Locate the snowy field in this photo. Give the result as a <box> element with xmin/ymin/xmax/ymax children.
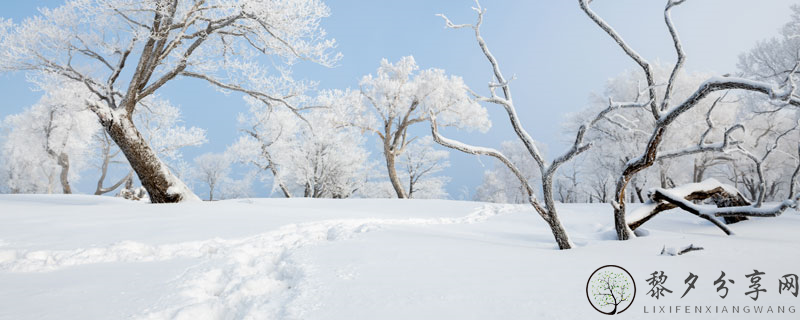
<box><xmin>1</xmin><ymin>195</ymin><xmax>799</xmax><ymax>319</ymax></box>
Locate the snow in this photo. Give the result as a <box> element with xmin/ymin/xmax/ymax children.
<box><xmin>627</xmin><ymin>178</ymin><xmax>740</xmax><ymax>223</ymax></box>
<box><xmin>1</xmin><ymin>195</ymin><xmax>800</xmax><ymax>319</ymax></box>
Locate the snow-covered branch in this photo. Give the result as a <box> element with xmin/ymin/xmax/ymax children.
<box><xmin>579</xmin><ymin>0</ymin><xmax>660</xmax><ymax>119</ymax></box>
<box><xmin>429</xmin><ymin>115</ymin><xmax>548</xmax><ymax>219</ymax></box>
<box><xmin>580</xmin><ymin>0</ymin><xmax>800</xmax><ymax>240</ymax></box>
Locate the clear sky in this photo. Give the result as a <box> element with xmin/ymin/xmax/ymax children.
<box><xmin>0</xmin><ymin>0</ymin><xmax>797</xmax><ymax>199</ymax></box>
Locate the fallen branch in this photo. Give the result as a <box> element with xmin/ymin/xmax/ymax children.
<box><xmin>630</xmin><ymin>179</ymin><xmax>800</xmax><ymax>236</ymax></box>
<box><xmin>628</xmin><ymin>179</ymin><xmax>749</xmax><ymax>230</ymax></box>
<box><xmin>660</xmin><ymin>244</ymin><xmax>704</xmax><ymax>256</ymax></box>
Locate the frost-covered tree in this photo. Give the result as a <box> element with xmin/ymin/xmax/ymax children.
<box><xmin>397</xmin><ymin>136</ymin><xmax>450</xmax><ymax>199</ymax></box>
<box><xmin>230</xmin><ymin>90</ymin><xmax>373</xmax><ymax>198</ymax></box>
<box><xmin>736</xmin><ymin>4</ymin><xmax>800</xmax><ymax>202</ymax></box>
<box><xmin>565</xmin><ymin>65</ymin><xmax>742</xmax><ymax>203</ymax></box>
<box><xmin>729</xmin><ymin>112</ymin><xmax>798</xmax><ymax>206</ymax></box>
<box><xmin>0</xmin><ymin>0</ymin><xmax>338</xmax><ymax>202</ymax></box>
<box><xmin>93</xmin><ymin>95</ymin><xmax>206</xmax><ymax>195</ymax></box>
<box><xmin>0</xmin><ymin>79</ymin><xmax>98</xmax><ymax>194</ymax></box>
<box><xmin>578</xmin><ymin>0</ymin><xmax>800</xmax><ymax>240</ymax></box>
<box><xmin>353</xmin><ymin>56</ymin><xmax>490</xmax><ymax>199</ymax></box>
<box><xmin>193</xmin><ymin>152</ymin><xmax>229</xmax><ymax>201</ymax></box>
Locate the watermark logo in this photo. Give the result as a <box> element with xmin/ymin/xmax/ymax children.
<box><xmin>587</xmin><ymin>265</ymin><xmax>636</xmax><ymax>315</ymax></box>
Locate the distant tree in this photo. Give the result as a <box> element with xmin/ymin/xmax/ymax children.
<box><xmin>193</xmin><ymin>153</ymin><xmax>230</xmax><ymax>201</ymax></box>
<box><xmin>229</xmin><ymin>90</ymin><xmax>373</xmax><ymax>198</ymax></box>
<box><xmin>353</xmin><ymin>56</ymin><xmax>490</xmax><ymax>199</ymax></box>
<box><xmin>737</xmin><ymin>4</ymin><xmax>800</xmax><ymax>201</ymax></box>
<box><xmin>398</xmin><ymin>136</ymin><xmax>450</xmax><ymax>199</ymax></box>
<box><xmin>0</xmin><ymin>79</ymin><xmax>98</xmax><ymax>194</ymax></box>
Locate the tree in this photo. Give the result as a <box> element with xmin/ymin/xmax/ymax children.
<box><xmin>432</xmin><ymin>3</ymin><xmax>641</xmax><ymax>249</ymax></box>
<box><xmin>737</xmin><ymin>4</ymin><xmax>800</xmax><ymax>202</ymax></box>
<box><xmin>397</xmin><ymin>136</ymin><xmax>450</xmax><ymax>199</ymax></box>
<box><xmin>566</xmin><ymin>65</ymin><xmax>743</xmax><ymax>204</ymax></box>
<box><xmin>353</xmin><ymin>56</ymin><xmax>490</xmax><ymax>199</ymax></box>
<box><xmin>0</xmin><ymin>0</ymin><xmax>338</xmax><ymax>202</ymax></box>
<box><xmin>193</xmin><ymin>152</ymin><xmax>229</xmax><ymax>201</ymax></box>
<box><xmin>590</xmin><ymin>270</ymin><xmax>632</xmax><ymax>315</ymax></box>
<box><xmin>0</xmin><ymin>79</ymin><xmax>98</xmax><ymax>194</ymax></box>
<box><xmin>93</xmin><ymin>95</ymin><xmax>206</xmax><ymax>195</ymax></box>
<box><xmin>229</xmin><ymin>89</ymin><xmax>374</xmax><ymax>198</ymax></box>
<box><xmin>578</xmin><ymin>0</ymin><xmax>800</xmax><ymax>240</ymax></box>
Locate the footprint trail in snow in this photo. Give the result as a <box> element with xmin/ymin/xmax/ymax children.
<box><xmin>0</xmin><ymin>204</ymin><xmax>514</xmax><ymax>319</ymax></box>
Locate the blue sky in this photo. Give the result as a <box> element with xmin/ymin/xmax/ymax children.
<box><xmin>0</xmin><ymin>0</ymin><xmax>796</xmax><ymax>199</ymax></box>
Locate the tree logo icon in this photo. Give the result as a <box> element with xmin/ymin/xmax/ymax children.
<box><xmin>586</xmin><ymin>265</ymin><xmax>636</xmax><ymax>315</ymax></box>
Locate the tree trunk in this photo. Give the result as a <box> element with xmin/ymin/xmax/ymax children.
<box><xmin>104</xmin><ymin>114</ymin><xmax>199</xmax><ymax>203</ymax></box>
<box><xmin>94</xmin><ymin>136</ymin><xmax>132</xmax><ymax>195</ymax></box>
<box><xmin>384</xmin><ymin>149</ymin><xmax>407</xmax><ymax>199</ymax></box>
<box><xmin>56</xmin><ymin>153</ymin><xmax>71</xmax><ymax>194</ymax></box>
<box><xmin>635</xmin><ymin>186</ymin><xmax>644</xmax><ymax>203</ymax></box>
<box><xmin>546</xmin><ymin>214</ymin><xmax>573</xmax><ymax>250</ymax></box>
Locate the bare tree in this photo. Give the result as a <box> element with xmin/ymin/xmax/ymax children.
<box><xmin>193</xmin><ymin>153</ymin><xmax>229</xmax><ymax>201</ymax></box>
<box><xmin>433</xmin><ymin>2</ymin><xmax>647</xmax><ymax>249</ymax></box>
<box><xmin>578</xmin><ymin>0</ymin><xmax>800</xmax><ymax>240</ymax></box>
<box><xmin>734</xmin><ymin>122</ymin><xmax>798</xmax><ymax>206</ymax></box>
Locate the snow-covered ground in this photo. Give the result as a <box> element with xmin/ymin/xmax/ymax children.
<box><xmin>1</xmin><ymin>195</ymin><xmax>799</xmax><ymax>319</ymax></box>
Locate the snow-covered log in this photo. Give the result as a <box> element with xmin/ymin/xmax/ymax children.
<box><xmin>628</xmin><ymin>178</ymin><xmax>750</xmax><ymax>231</ymax></box>
<box><xmin>660</xmin><ymin>244</ymin><xmax>704</xmax><ymax>256</ymax></box>
<box><xmin>630</xmin><ymin>179</ymin><xmax>799</xmax><ymax>236</ymax></box>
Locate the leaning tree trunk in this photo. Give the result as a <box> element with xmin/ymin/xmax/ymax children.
<box><xmin>103</xmin><ymin>113</ymin><xmax>198</xmax><ymax>203</ymax></box>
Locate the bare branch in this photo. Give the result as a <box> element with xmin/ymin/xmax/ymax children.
<box><xmin>579</xmin><ymin>0</ymin><xmax>660</xmax><ymax>118</ymax></box>
<box><xmin>661</xmin><ymin>0</ymin><xmax>687</xmax><ymax>111</ymax></box>
<box><xmin>430</xmin><ymin>114</ymin><xmax>548</xmax><ymax>220</ymax></box>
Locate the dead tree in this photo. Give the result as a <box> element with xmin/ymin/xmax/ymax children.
<box><xmin>735</xmin><ymin>122</ymin><xmax>799</xmax><ymax>206</ymax></box>
<box><xmin>579</xmin><ymin>0</ymin><xmax>800</xmax><ymax>240</ymax></box>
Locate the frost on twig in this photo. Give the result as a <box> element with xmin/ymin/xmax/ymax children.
<box><xmin>733</xmin><ymin>121</ymin><xmax>799</xmax><ymax>207</ymax></box>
